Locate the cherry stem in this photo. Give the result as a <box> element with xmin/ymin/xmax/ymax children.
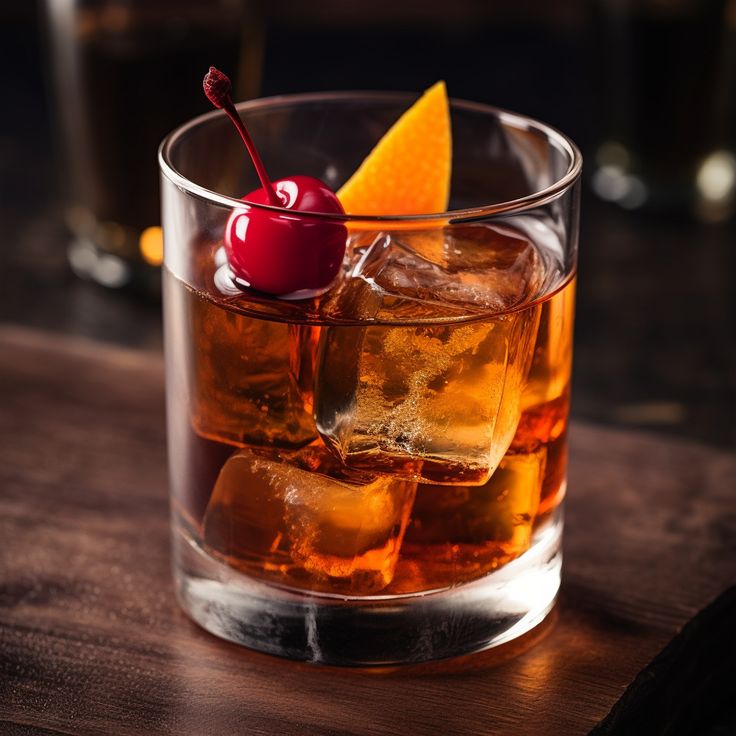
<box><xmin>203</xmin><ymin>67</ymin><xmax>281</xmax><ymax>207</ymax></box>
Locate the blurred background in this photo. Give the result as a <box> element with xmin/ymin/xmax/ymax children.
<box><xmin>0</xmin><ymin>0</ymin><xmax>734</xmax><ymax>448</ymax></box>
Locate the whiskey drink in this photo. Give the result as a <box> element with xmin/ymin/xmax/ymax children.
<box><xmin>166</xmin><ymin>226</ymin><xmax>574</xmax><ymax>597</ymax></box>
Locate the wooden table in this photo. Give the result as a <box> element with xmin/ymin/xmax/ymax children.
<box><xmin>1</xmin><ymin>325</ymin><xmax>735</xmax><ymax>736</ymax></box>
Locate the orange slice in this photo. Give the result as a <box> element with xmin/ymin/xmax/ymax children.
<box><xmin>337</xmin><ymin>81</ymin><xmax>452</xmax><ymax>215</ymax></box>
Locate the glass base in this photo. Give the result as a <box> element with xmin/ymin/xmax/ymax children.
<box><xmin>173</xmin><ymin>510</ymin><xmax>562</xmax><ymax>667</ymax></box>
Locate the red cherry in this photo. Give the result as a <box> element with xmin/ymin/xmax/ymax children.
<box><xmin>203</xmin><ymin>67</ymin><xmax>347</xmax><ymax>296</ymax></box>
<box><xmin>225</xmin><ymin>176</ymin><xmax>347</xmax><ymax>296</ymax></box>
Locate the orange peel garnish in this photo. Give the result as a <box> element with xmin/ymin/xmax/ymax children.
<box><xmin>337</xmin><ymin>81</ymin><xmax>452</xmax><ymax>216</ymax></box>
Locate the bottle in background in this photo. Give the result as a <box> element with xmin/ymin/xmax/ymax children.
<box><xmin>45</xmin><ymin>0</ymin><xmax>263</xmax><ymax>291</ymax></box>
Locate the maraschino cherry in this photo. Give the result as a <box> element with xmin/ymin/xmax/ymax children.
<box><xmin>203</xmin><ymin>67</ymin><xmax>347</xmax><ymax>297</ymax></box>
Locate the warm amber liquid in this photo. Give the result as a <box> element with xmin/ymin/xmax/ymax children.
<box><xmin>165</xmin><ymin>242</ymin><xmax>575</xmax><ymax>597</ymax></box>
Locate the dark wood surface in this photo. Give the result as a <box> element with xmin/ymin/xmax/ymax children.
<box><xmin>1</xmin><ymin>324</ymin><xmax>735</xmax><ymax>736</ymax></box>
<box><xmin>590</xmin><ymin>585</ymin><xmax>736</xmax><ymax>735</ymax></box>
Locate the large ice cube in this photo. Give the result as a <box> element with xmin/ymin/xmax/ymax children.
<box><xmin>314</xmin><ymin>225</ymin><xmax>542</xmax><ymax>484</ymax></box>
<box><xmin>203</xmin><ymin>444</ymin><xmax>416</xmax><ymax>594</ymax></box>
<box><xmin>394</xmin><ymin>447</ymin><xmax>547</xmax><ymax>591</ymax></box>
<box><xmin>186</xmin><ymin>279</ymin><xmax>316</xmax><ymax>449</ymax></box>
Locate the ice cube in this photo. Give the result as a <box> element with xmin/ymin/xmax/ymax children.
<box><xmin>395</xmin><ymin>447</ymin><xmax>547</xmax><ymax>591</ymax></box>
<box><xmin>202</xmin><ymin>444</ymin><xmax>416</xmax><ymax>594</ymax></box>
<box><xmin>187</xmin><ymin>283</ymin><xmax>317</xmax><ymax>449</ymax></box>
<box><xmin>314</xmin><ymin>226</ymin><xmax>542</xmax><ymax>484</ymax></box>
<box><xmin>320</xmin><ymin>224</ymin><xmax>545</xmax><ymax>321</ymax></box>
<box><xmin>203</xmin><ymin>449</ymin><xmax>294</xmax><ymax>574</ymax></box>
<box><xmin>511</xmin><ymin>391</ymin><xmax>570</xmax><ymax>454</ymax></box>
<box><xmin>316</xmin><ymin>233</ymin><xmax>390</xmax><ymax>321</ymax></box>
<box><xmin>376</xmin><ymin>224</ymin><xmax>545</xmax><ymax>312</ymax></box>
<box><xmin>511</xmin><ymin>391</ymin><xmax>570</xmax><ymax>516</ymax></box>
<box><xmin>282</xmin><ymin>447</ymin><xmax>416</xmax><ymax>592</ymax></box>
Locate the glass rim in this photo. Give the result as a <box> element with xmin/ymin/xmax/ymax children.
<box><xmin>158</xmin><ymin>90</ymin><xmax>583</xmax><ymax>222</ymax></box>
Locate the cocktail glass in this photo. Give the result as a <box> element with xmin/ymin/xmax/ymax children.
<box><xmin>159</xmin><ymin>92</ymin><xmax>581</xmax><ymax>665</ymax></box>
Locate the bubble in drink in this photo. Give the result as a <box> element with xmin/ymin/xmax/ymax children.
<box><xmin>202</xmin><ymin>444</ymin><xmax>416</xmax><ymax>594</ymax></box>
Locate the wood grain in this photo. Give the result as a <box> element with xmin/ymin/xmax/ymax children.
<box><xmin>0</xmin><ymin>325</ymin><xmax>735</xmax><ymax>736</ymax></box>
